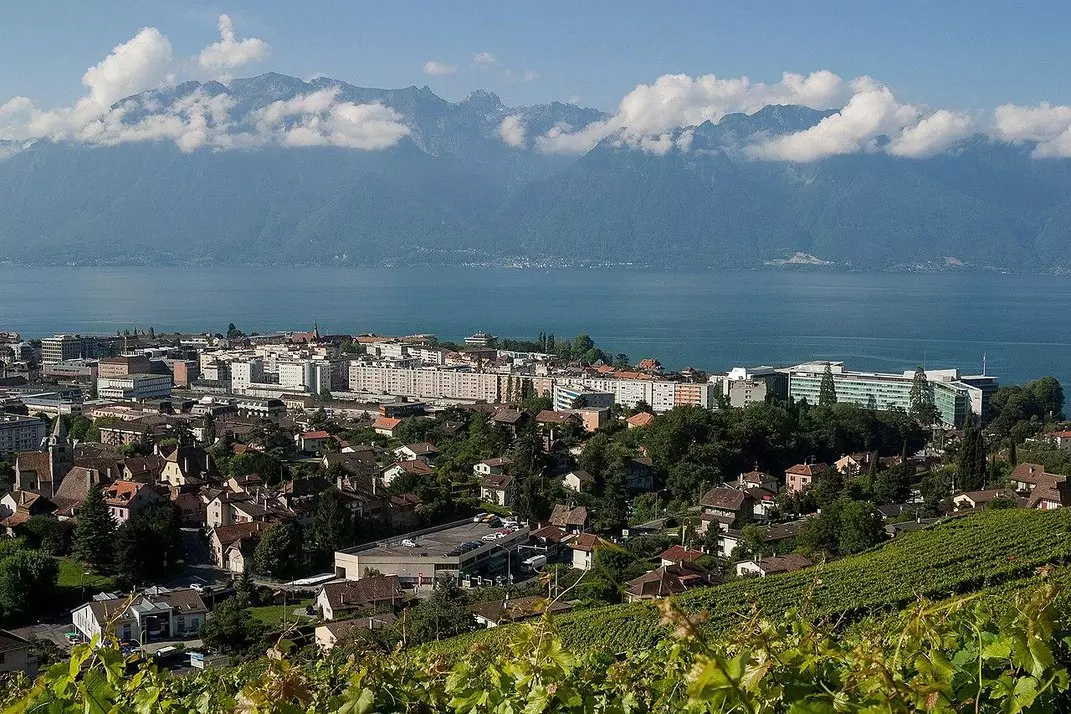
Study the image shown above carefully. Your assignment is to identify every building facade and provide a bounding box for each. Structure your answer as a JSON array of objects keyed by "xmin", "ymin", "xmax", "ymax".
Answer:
[
  {"xmin": 97, "ymin": 373, "xmax": 173, "ymax": 401},
  {"xmin": 41, "ymin": 335, "xmax": 84, "ymax": 364},
  {"xmin": 0, "ymin": 414, "xmax": 46, "ymax": 454}
]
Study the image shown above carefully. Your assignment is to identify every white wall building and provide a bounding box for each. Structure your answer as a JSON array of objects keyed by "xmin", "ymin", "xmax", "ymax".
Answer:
[{"xmin": 96, "ymin": 374, "xmax": 172, "ymax": 401}]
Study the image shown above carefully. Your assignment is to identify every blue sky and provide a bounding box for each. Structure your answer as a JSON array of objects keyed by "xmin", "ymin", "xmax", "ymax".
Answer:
[{"xmin": 2, "ymin": 0, "xmax": 1070, "ymax": 112}]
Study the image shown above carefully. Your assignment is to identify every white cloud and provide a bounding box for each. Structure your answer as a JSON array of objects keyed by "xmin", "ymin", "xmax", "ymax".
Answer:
[
  {"xmin": 473, "ymin": 52, "xmax": 496, "ymax": 67},
  {"xmin": 993, "ymin": 102, "xmax": 1071, "ymax": 157},
  {"xmin": 497, "ymin": 115, "xmax": 526, "ymax": 147},
  {"xmin": 536, "ymin": 70, "xmax": 849, "ymax": 155},
  {"xmin": 197, "ymin": 15, "xmax": 269, "ymax": 75},
  {"xmin": 254, "ymin": 88, "xmax": 410, "ymax": 150},
  {"xmin": 887, "ymin": 109, "xmax": 973, "ymax": 158},
  {"xmin": 423, "ymin": 60, "xmax": 457, "ymax": 77},
  {"xmin": 748, "ymin": 85, "xmax": 974, "ymax": 162},
  {"xmin": 523, "ymin": 70, "xmax": 539, "ymax": 82},
  {"xmin": 82, "ymin": 27, "xmax": 174, "ymax": 107}
]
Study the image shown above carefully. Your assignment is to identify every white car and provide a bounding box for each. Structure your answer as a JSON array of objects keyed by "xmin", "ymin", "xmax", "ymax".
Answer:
[
  {"xmin": 401, "ymin": 539, "xmax": 417, "ymax": 548},
  {"xmin": 473, "ymin": 513, "xmax": 488, "ymax": 523},
  {"xmin": 482, "ymin": 534, "xmax": 498, "ymax": 541}
]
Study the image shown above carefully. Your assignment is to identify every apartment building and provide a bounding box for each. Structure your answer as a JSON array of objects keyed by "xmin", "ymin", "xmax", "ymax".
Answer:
[
  {"xmin": 0, "ymin": 414, "xmax": 46, "ymax": 454},
  {"xmin": 41, "ymin": 334, "xmax": 84, "ymax": 364},
  {"xmin": 97, "ymin": 373, "xmax": 173, "ymax": 401}
]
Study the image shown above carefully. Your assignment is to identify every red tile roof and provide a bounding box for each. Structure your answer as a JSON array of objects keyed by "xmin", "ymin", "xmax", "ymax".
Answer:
[
  {"xmin": 626, "ymin": 412, "xmax": 655, "ymax": 427},
  {"xmin": 785, "ymin": 463, "xmax": 828, "ymax": 477},
  {"xmin": 301, "ymin": 431, "xmax": 332, "ymax": 440},
  {"xmin": 372, "ymin": 417, "xmax": 402, "ymax": 431},
  {"xmin": 658, "ymin": 545, "xmax": 704, "ymax": 563}
]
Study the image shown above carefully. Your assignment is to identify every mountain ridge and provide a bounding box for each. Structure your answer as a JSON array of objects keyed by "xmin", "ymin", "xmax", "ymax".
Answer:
[{"xmin": 1, "ymin": 72, "xmax": 1070, "ymax": 272}]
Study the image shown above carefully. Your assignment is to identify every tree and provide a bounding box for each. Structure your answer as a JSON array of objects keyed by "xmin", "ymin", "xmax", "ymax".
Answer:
[
  {"xmin": 909, "ymin": 366, "xmax": 938, "ymax": 425},
  {"xmin": 73, "ymin": 486, "xmax": 115, "ymax": 568},
  {"xmin": 1029, "ymin": 376, "xmax": 1065, "ymax": 420},
  {"xmin": 114, "ymin": 502, "xmax": 182, "ymax": 586},
  {"xmin": 199, "ymin": 598, "xmax": 261, "ymax": 654},
  {"xmin": 310, "ymin": 488, "xmax": 356, "ymax": 558},
  {"xmin": 22, "ymin": 515, "xmax": 72, "ymax": 556},
  {"xmin": 819, "ymin": 364, "xmax": 837, "ymax": 406},
  {"xmin": 253, "ymin": 523, "xmax": 301, "ymax": 579},
  {"xmin": 957, "ymin": 426, "xmax": 988, "ymax": 491},
  {"xmin": 0, "ymin": 547, "xmax": 59, "ymax": 620},
  {"xmin": 836, "ymin": 500, "xmax": 885, "ymax": 554}
]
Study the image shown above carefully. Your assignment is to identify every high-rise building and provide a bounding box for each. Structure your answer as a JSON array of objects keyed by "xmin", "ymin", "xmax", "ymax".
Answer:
[
  {"xmin": 41, "ymin": 335, "xmax": 84, "ymax": 364},
  {"xmin": 0, "ymin": 414, "xmax": 46, "ymax": 454}
]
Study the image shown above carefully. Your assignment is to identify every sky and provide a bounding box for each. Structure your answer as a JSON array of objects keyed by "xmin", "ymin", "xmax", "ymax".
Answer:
[
  {"xmin": 1, "ymin": 1, "xmax": 1071, "ymax": 159},
  {"xmin": 2, "ymin": 1, "xmax": 1070, "ymax": 112}
]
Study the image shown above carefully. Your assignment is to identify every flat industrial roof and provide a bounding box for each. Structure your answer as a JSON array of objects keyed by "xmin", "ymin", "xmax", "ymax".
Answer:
[{"xmin": 351, "ymin": 520, "xmax": 527, "ymax": 562}]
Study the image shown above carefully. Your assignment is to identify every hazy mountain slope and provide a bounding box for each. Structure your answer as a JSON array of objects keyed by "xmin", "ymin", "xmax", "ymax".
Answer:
[{"xmin": 1, "ymin": 74, "xmax": 1070, "ymax": 270}]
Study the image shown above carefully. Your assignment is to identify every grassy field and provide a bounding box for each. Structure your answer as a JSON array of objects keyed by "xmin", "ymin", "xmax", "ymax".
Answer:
[
  {"xmin": 249, "ymin": 599, "xmax": 314, "ymax": 626},
  {"xmin": 56, "ymin": 557, "xmax": 117, "ymax": 591}
]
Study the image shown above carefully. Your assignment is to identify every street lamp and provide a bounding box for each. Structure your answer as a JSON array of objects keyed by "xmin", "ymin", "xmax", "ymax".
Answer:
[{"xmin": 81, "ymin": 571, "xmax": 90, "ymax": 601}]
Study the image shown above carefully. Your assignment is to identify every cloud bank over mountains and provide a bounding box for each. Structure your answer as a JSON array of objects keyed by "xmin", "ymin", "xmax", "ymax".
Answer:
[{"xmin": 1, "ymin": 18, "xmax": 1070, "ymax": 160}]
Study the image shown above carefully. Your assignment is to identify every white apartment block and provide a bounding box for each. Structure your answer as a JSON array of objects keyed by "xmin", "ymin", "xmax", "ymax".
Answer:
[
  {"xmin": 0, "ymin": 414, "xmax": 46, "ymax": 453},
  {"xmin": 96, "ymin": 373, "xmax": 173, "ymax": 401},
  {"xmin": 230, "ymin": 359, "xmax": 264, "ymax": 393}
]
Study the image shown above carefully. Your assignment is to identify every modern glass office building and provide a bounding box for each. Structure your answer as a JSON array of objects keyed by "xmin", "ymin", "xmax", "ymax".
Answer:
[{"xmin": 783, "ymin": 362, "xmax": 997, "ymax": 427}]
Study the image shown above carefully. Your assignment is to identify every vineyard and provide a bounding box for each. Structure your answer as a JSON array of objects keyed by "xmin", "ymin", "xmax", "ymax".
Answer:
[{"xmin": 427, "ymin": 508, "xmax": 1071, "ymax": 657}]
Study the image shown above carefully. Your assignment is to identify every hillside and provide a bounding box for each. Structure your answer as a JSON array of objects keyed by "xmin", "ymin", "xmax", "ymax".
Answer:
[
  {"xmin": 8, "ymin": 508, "xmax": 1071, "ymax": 712},
  {"xmin": 2, "ymin": 74, "xmax": 1071, "ymax": 270},
  {"xmin": 426, "ymin": 508, "xmax": 1071, "ymax": 657}
]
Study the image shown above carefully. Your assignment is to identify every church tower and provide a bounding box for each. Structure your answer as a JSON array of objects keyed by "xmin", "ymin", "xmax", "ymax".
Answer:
[{"xmin": 45, "ymin": 415, "xmax": 74, "ymax": 495}]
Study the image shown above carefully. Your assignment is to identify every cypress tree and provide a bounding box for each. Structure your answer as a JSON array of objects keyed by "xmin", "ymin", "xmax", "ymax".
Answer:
[
  {"xmin": 909, "ymin": 366, "xmax": 938, "ymax": 425},
  {"xmin": 819, "ymin": 364, "xmax": 838, "ymax": 406},
  {"xmin": 73, "ymin": 486, "xmax": 115, "ymax": 568}
]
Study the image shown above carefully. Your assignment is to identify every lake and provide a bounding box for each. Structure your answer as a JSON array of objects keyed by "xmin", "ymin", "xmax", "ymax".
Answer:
[{"xmin": 1, "ymin": 266, "xmax": 1069, "ymax": 386}]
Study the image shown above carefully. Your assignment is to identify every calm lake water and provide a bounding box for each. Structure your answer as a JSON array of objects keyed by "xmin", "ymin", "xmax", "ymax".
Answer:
[{"xmin": 1, "ymin": 266, "xmax": 1069, "ymax": 386}]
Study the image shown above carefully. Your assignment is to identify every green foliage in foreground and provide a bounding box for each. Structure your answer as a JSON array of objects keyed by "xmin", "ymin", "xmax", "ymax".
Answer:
[
  {"xmin": 429, "ymin": 507, "xmax": 1071, "ymax": 657},
  {"xmin": 6, "ymin": 578, "xmax": 1071, "ymax": 712}
]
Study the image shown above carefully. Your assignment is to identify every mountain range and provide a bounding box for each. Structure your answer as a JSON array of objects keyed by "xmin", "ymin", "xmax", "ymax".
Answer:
[{"xmin": 2, "ymin": 72, "xmax": 1070, "ymax": 271}]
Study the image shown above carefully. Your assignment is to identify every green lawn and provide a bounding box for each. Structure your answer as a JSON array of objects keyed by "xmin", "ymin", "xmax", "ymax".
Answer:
[
  {"xmin": 249, "ymin": 599, "xmax": 313, "ymax": 626},
  {"xmin": 56, "ymin": 557, "xmax": 117, "ymax": 591}
]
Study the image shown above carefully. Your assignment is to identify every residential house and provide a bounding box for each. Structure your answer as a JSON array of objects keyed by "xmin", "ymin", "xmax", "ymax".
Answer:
[
  {"xmin": 1051, "ymin": 430, "xmax": 1071, "ymax": 451},
  {"xmin": 785, "ymin": 462, "xmax": 829, "ymax": 494},
  {"xmin": 372, "ymin": 417, "xmax": 402, "ymax": 437},
  {"xmin": 296, "ymin": 430, "xmax": 333, "ymax": 453},
  {"xmin": 471, "ymin": 595, "xmax": 570, "ymax": 628},
  {"xmin": 315, "ymin": 614, "xmax": 397, "ymax": 649},
  {"xmin": 0, "ymin": 630, "xmax": 37, "ymax": 678},
  {"xmin": 490, "ymin": 408, "xmax": 528, "ymax": 438},
  {"xmin": 479, "ymin": 474, "xmax": 513, "ymax": 507},
  {"xmin": 658, "ymin": 545, "xmax": 704, "ymax": 567},
  {"xmin": 205, "ymin": 492, "xmax": 270, "ymax": 529},
  {"xmin": 316, "ymin": 575, "xmax": 403, "ymax": 621},
  {"xmin": 735, "ymin": 469, "xmax": 779, "ymax": 492},
  {"xmin": 625, "ymin": 563, "xmax": 716, "ymax": 602},
  {"xmin": 735, "ymin": 554, "xmax": 813, "ymax": 577},
  {"xmin": 51, "ymin": 465, "xmax": 111, "ymax": 519},
  {"xmin": 568, "ymin": 533, "xmax": 617, "ymax": 571},
  {"xmin": 626, "ymin": 412, "xmax": 654, "ymax": 429},
  {"xmin": 0, "ymin": 490, "xmax": 56, "ymax": 532},
  {"xmin": 1010, "ymin": 463, "xmax": 1070, "ymax": 509},
  {"xmin": 122, "ymin": 455, "xmax": 166, "ymax": 481},
  {"xmin": 952, "ymin": 488, "xmax": 1020, "ymax": 511},
  {"xmin": 527, "ymin": 525, "xmax": 571, "ymax": 559},
  {"xmin": 835, "ymin": 452, "xmax": 875, "ymax": 477},
  {"xmin": 209, "ymin": 522, "xmax": 268, "ymax": 573},
  {"xmin": 394, "ymin": 442, "xmax": 438, "ymax": 463},
  {"xmin": 159, "ymin": 446, "xmax": 219, "ymax": 487},
  {"xmin": 698, "ymin": 486, "xmax": 753, "ymax": 533},
  {"xmin": 561, "ymin": 470, "xmax": 594, "ymax": 493},
  {"xmin": 549, "ymin": 504, "xmax": 589, "ymax": 534},
  {"xmin": 103, "ymin": 480, "xmax": 164, "ymax": 523},
  {"xmin": 72, "ymin": 587, "xmax": 207, "ymax": 644},
  {"xmin": 474, "ymin": 457, "xmax": 512, "ymax": 477},
  {"xmin": 381, "ymin": 459, "xmax": 433, "ymax": 488}
]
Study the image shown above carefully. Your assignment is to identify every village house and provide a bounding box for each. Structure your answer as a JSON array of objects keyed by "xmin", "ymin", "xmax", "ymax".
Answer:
[
  {"xmin": 381, "ymin": 459, "xmax": 433, "ymax": 488},
  {"xmin": 561, "ymin": 469, "xmax": 594, "ymax": 493},
  {"xmin": 735, "ymin": 554, "xmax": 813, "ymax": 578},
  {"xmin": 372, "ymin": 417, "xmax": 402, "ymax": 437},
  {"xmin": 474, "ymin": 457, "xmax": 512, "ymax": 477},
  {"xmin": 626, "ymin": 412, "xmax": 655, "ymax": 429},
  {"xmin": 316, "ymin": 575, "xmax": 404, "ymax": 621},
  {"xmin": 0, "ymin": 630, "xmax": 37, "ymax": 678},
  {"xmin": 568, "ymin": 533, "xmax": 617, "ymax": 571},
  {"xmin": 1010, "ymin": 463, "xmax": 1070, "ymax": 509},
  {"xmin": 209, "ymin": 522, "xmax": 269, "ymax": 573},
  {"xmin": 315, "ymin": 614, "xmax": 397, "ymax": 649},
  {"xmin": 205, "ymin": 491, "xmax": 270, "ymax": 529},
  {"xmin": 295, "ymin": 430, "xmax": 333, "ymax": 453},
  {"xmin": 952, "ymin": 488, "xmax": 1020, "ymax": 511},
  {"xmin": 72, "ymin": 587, "xmax": 207, "ymax": 644},
  {"xmin": 784, "ymin": 462, "xmax": 829, "ymax": 494},
  {"xmin": 549, "ymin": 504, "xmax": 589, "ymax": 534},
  {"xmin": 479, "ymin": 473, "xmax": 513, "ymax": 507},
  {"xmin": 394, "ymin": 442, "xmax": 438, "ymax": 463},
  {"xmin": 658, "ymin": 545, "xmax": 704, "ymax": 567},
  {"xmin": 103, "ymin": 480, "xmax": 164, "ymax": 523},
  {"xmin": 625, "ymin": 562, "xmax": 716, "ymax": 602},
  {"xmin": 698, "ymin": 486, "xmax": 753, "ymax": 534},
  {"xmin": 159, "ymin": 446, "xmax": 219, "ymax": 487},
  {"xmin": 471, "ymin": 595, "xmax": 570, "ymax": 628}
]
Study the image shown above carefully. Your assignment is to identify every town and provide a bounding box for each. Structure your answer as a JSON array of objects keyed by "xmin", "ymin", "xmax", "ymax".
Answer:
[{"xmin": 0, "ymin": 325, "xmax": 1066, "ymax": 679}]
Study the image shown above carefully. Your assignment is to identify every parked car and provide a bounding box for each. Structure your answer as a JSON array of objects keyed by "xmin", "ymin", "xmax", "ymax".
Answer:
[
  {"xmin": 482, "ymin": 534, "xmax": 499, "ymax": 541},
  {"xmin": 472, "ymin": 513, "xmax": 488, "ymax": 523},
  {"xmin": 401, "ymin": 539, "xmax": 417, "ymax": 548}
]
